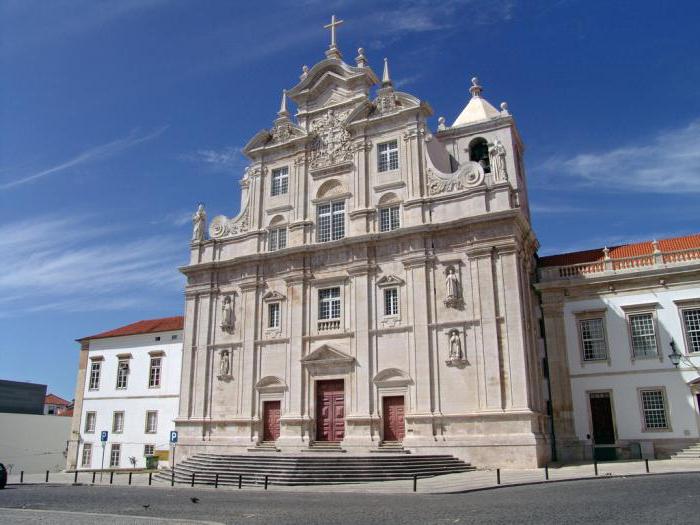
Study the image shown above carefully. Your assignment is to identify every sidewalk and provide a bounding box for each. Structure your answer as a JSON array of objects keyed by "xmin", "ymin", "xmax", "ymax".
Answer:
[{"xmin": 7, "ymin": 459, "xmax": 700, "ymax": 494}]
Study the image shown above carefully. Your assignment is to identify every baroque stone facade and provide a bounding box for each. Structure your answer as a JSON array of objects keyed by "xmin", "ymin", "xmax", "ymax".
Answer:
[{"xmin": 176, "ymin": 24, "xmax": 550, "ymax": 468}]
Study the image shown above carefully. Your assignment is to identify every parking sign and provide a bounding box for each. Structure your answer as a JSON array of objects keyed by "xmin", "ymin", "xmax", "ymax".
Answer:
[
  {"xmin": 169, "ymin": 430, "xmax": 178, "ymax": 444},
  {"xmin": 100, "ymin": 430, "xmax": 108, "ymax": 442}
]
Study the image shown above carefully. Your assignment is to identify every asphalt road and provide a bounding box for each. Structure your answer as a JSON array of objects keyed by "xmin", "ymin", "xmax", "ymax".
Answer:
[{"xmin": 0, "ymin": 473, "xmax": 697, "ymax": 524}]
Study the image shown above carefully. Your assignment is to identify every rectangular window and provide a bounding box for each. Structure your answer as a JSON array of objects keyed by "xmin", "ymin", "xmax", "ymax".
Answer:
[
  {"xmin": 384, "ymin": 288, "xmax": 399, "ymax": 316},
  {"xmin": 379, "ymin": 205, "xmax": 400, "ymax": 232},
  {"xmin": 112, "ymin": 411, "xmax": 124, "ymax": 433},
  {"xmin": 640, "ymin": 389, "xmax": 669, "ymax": 430},
  {"xmin": 144, "ymin": 444, "xmax": 155, "ymax": 457},
  {"xmin": 271, "ymin": 166, "xmax": 289, "ymax": 196},
  {"xmin": 682, "ymin": 308, "xmax": 700, "ymax": 353},
  {"xmin": 629, "ymin": 313, "xmax": 658, "ymax": 359},
  {"xmin": 319, "ymin": 287, "xmax": 341, "ymax": 320},
  {"xmin": 145, "ymin": 411, "xmax": 158, "ymax": 433},
  {"xmin": 269, "ymin": 227, "xmax": 287, "ymax": 251},
  {"xmin": 88, "ymin": 362, "xmax": 101, "ymax": 390},
  {"xmin": 109, "ymin": 444, "xmax": 121, "ymax": 468},
  {"xmin": 149, "ymin": 357, "xmax": 162, "ymax": 388},
  {"xmin": 579, "ymin": 318, "xmax": 608, "ymax": 361},
  {"xmin": 377, "ymin": 140, "xmax": 399, "ymax": 172},
  {"xmin": 317, "ymin": 201, "xmax": 345, "ymax": 242},
  {"xmin": 268, "ymin": 302, "xmax": 281, "ymax": 329},
  {"xmin": 116, "ymin": 359, "xmax": 129, "ymax": 389},
  {"xmin": 85, "ymin": 411, "xmax": 96, "ymax": 433},
  {"xmin": 81, "ymin": 443, "xmax": 92, "ymax": 467}
]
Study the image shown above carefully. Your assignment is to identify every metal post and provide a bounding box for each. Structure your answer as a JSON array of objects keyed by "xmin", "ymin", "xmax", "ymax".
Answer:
[
  {"xmin": 45, "ymin": 470, "xmax": 49, "ymax": 483},
  {"xmin": 110, "ymin": 471, "xmax": 114, "ymax": 484},
  {"xmin": 171, "ymin": 469, "xmax": 174, "ymax": 487},
  {"xmin": 264, "ymin": 475, "xmax": 268, "ymax": 490},
  {"xmin": 191, "ymin": 472, "xmax": 195, "ymax": 487},
  {"xmin": 149, "ymin": 472, "xmax": 152, "ymax": 486},
  {"xmin": 92, "ymin": 471, "xmax": 96, "ymax": 484},
  {"xmin": 413, "ymin": 475, "xmax": 417, "ymax": 492},
  {"xmin": 645, "ymin": 459, "xmax": 649, "ymax": 473},
  {"xmin": 74, "ymin": 471, "xmax": 78, "ymax": 483},
  {"xmin": 545, "ymin": 464, "xmax": 549, "ymax": 480},
  {"xmin": 20, "ymin": 471, "xmax": 24, "ymax": 484},
  {"xmin": 594, "ymin": 460, "xmax": 598, "ymax": 476},
  {"xmin": 496, "ymin": 468, "xmax": 501, "ymax": 485},
  {"xmin": 215, "ymin": 473, "xmax": 219, "ymax": 489},
  {"xmin": 128, "ymin": 472, "xmax": 132, "ymax": 485},
  {"xmin": 238, "ymin": 474, "xmax": 242, "ymax": 489}
]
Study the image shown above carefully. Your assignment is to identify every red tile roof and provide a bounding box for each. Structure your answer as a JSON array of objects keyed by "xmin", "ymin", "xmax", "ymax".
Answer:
[
  {"xmin": 539, "ymin": 233, "xmax": 700, "ymax": 267},
  {"xmin": 79, "ymin": 316, "xmax": 184, "ymax": 341},
  {"xmin": 44, "ymin": 394, "xmax": 70, "ymax": 406}
]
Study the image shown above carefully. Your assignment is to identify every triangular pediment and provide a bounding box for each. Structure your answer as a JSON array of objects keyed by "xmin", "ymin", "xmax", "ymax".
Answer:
[
  {"xmin": 376, "ymin": 275, "xmax": 405, "ymax": 287},
  {"xmin": 301, "ymin": 344, "xmax": 355, "ymax": 364},
  {"xmin": 262, "ymin": 290, "xmax": 286, "ymax": 302}
]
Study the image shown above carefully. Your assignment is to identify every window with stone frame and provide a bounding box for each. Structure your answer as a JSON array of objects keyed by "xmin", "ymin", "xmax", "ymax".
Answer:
[
  {"xmin": 319, "ymin": 287, "xmax": 341, "ymax": 320},
  {"xmin": 681, "ymin": 307, "xmax": 700, "ymax": 354},
  {"xmin": 143, "ymin": 444, "xmax": 155, "ymax": 457},
  {"xmin": 116, "ymin": 359, "xmax": 129, "ymax": 389},
  {"xmin": 84, "ymin": 411, "xmax": 96, "ymax": 433},
  {"xmin": 88, "ymin": 361, "xmax": 101, "ymax": 390},
  {"xmin": 268, "ymin": 302, "xmax": 281, "ymax": 329},
  {"xmin": 112, "ymin": 411, "xmax": 125, "ymax": 433},
  {"xmin": 377, "ymin": 140, "xmax": 399, "ymax": 172},
  {"xmin": 109, "ymin": 443, "xmax": 121, "ymax": 467},
  {"xmin": 384, "ymin": 288, "xmax": 399, "ymax": 317},
  {"xmin": 81, "ymin": 443, "xmax": 92, "ymax": 467},
  {"xmin": 578, "ymin": 317, "xmax": 608, "ymax": 361},
  {"xmin": 270, "ymin": 166, "xmax": 289, "ymax": 196},
  {"xmin": 269, "ymin": 227, "xmax": 287, "ymax": 251},
  {"xmin": 145, "ymin": 410, "xmax": 158, "ymax": 433},
  {"xmin": 148, "ymin": 357, "xmax": 162, "ymax": 388},
  {"xmin": 379, "ymin": 205, "xmax": 400, "ymax": 232},
  {"xmin": 640, "ymin": 389, "xmax": 669, "ymax": 430},
  {"xmin": 317, "ymin": 200, "xmax": 345, "ymax": 242},
  {"xmin": 628, "ymin": 312, "xmax": 659, "ymax": 359}
]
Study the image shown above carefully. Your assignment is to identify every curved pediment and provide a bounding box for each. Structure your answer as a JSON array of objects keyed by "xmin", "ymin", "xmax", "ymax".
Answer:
[
  {"xmin": 373, "ymin": 368, "xmax": 413, "ymax": 387},
  {"xmin": 255, "ymin": 375, "xmax": 287, "ymax": 393}
]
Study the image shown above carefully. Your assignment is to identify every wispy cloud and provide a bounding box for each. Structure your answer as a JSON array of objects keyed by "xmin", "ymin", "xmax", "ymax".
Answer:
[
  {"xmin": 530, "ymin": 203, "xmax": 594, "ymax": 214},
  {"xmin": 0, "ymin": 127, "xmax": 168, "ymax": 190},
  {"xmin": 180, "ymin": 146, "xmax": 245, "ymax": 172},
  {"xmin": 539, "ymin": 119, "xmax": 700, "ymax": 194},
  {"xmin": 0, "ymin": 215, "xmax": 184, "ymax": 317}
]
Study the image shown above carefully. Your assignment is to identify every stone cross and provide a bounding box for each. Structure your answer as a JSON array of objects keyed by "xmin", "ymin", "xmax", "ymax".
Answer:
[{"xmin": 324, "ymin": 15, "xmax": 344, "ymax": 49}]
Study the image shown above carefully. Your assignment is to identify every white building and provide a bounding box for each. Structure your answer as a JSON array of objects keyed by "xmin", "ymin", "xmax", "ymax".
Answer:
[
  {"xmin": 537, "ymin": 234, "xmax": 700, "ymax": 461},
  {"xmin": 66, "ymin": 317, "xmax": 183, "ymax": 470}
]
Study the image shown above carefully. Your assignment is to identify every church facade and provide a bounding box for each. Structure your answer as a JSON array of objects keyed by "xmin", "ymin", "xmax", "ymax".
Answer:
[{"xmin": 176, "ymin": 21, "xmax": 550, "ymax": 468}]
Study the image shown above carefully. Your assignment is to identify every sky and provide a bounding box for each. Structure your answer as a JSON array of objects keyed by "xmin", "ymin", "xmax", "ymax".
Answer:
[{"xmin": 1, "ymin": 0, "xmax": 699, "ymax": 399}]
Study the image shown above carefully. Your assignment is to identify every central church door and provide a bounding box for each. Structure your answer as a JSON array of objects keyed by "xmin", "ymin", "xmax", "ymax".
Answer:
[{"xmin": 316, "ymin": 379, "xmax": 345, "ymax": 442}]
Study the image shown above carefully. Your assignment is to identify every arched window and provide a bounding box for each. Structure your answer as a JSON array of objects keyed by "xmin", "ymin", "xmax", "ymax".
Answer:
[
  {"xmin": 268, "ymin": 215, "xmax": 287, "ymax": 251},
  {"xmin": 469, "ymin": 137, "xmax": 490, "ymax": 173},
  {"xmin": 377, "ymin": 192, "xmax": 401, "ymax": 232}
]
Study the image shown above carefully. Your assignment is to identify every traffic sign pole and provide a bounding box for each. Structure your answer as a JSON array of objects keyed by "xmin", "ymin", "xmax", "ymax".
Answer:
[{"xmin": 100, "ymin": 430, "xmax": 108, "ymax": 482}]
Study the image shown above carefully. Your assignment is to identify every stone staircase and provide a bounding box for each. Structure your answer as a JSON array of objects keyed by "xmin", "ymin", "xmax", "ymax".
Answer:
[
  {"xmin": 157, "ymin": 452, "xmax": 475, "ymax": 486},
  {"xmin": 671, "ymin": 442, "xmax": 700, "ymax": 459}
]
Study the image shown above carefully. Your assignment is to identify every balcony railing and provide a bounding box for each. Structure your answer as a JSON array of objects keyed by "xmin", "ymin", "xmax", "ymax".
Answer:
[
  {"xmin": 539, "ymin": 247, "xmax": 700, "ymax": 282},
  {"xmin": 318, "ymin": 319, "xmax": 341, "ymax": 332}
]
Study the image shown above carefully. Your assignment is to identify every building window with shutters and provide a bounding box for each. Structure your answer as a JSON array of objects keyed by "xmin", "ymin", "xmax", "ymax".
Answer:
[
  {"xmin": 81, "ymin": 443, "xmax": 92, "ymax": 467},
  {"xmin": 109, "ymin": 444, "xmax": 121, "ymax": 467},
  {"xmin": 317, "ymin": 200, "xmax": 345, "ymax": 242},
  {"xmin": 112, "ymin": 411, "xmax": 124, "ymax": 433},
  {"xmin": 318, "ymin": 287, "xmax": 341, "ymax": 331},
  {"xmin": 271, "ymin": 166, "xmax": 289, "ymax": 196},
  {"xmin": 379, "ymin": 205, "xmax": 400, "ymax": 232},
  {"xmin": 576, "ymin": 314, "xmax": 608, "ymax": 362},
  {"xmin": 84, "ymin": 411, "xmax": 96, "ymax": 433},
  {"xmin": 377, "ymin": 140, "xmax": 399, "ymax": 172},
  {"xmin": 681, "ymin": 307, "xmax": 700, "ymax": 354},
  {"xmin": 384, "ymin": 288, "xmax": 399, "ymax": 317},
  {"xmin": 268, "ymin": 302, "xmax": 281, "ymax": 329},
  {"xmin": 88, "ymin": 361, "xmax": 101, "ymax": 390},
  {"xmin": 116, "ymin": 359, "xmax": 129, "ymax": 389},
  {"xmin": 144, "ymin": 444, "xmax": 155, "ymax": 457},
  {"xmin": 639, "ymin": 388, "xmax": 670, "ymax": 431},
  {"xmin": 269, "ymin": 227, "xmax": 287, "ymax": 251},
  {"xmin": 148, "ymin": 357, "xmax": 162, "ymax": 388},
  {"xmin": 145, "ymin": 410, "xmax": 158, "ymax": 433},
  {"xmin": 627, "ymin": 312, "xmax": 659, "ymax": 359}
]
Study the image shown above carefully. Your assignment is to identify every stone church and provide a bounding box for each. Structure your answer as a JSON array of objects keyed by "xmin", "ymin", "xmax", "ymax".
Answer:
[{"xmin": 176, "ymin": 17, "xmax": 550, "ymax": 468}]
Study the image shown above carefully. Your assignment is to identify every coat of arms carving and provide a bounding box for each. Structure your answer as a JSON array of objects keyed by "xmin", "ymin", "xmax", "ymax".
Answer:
[{"xmin": 309, "ymin": 109, "xmax": 353, "ymax": 169}]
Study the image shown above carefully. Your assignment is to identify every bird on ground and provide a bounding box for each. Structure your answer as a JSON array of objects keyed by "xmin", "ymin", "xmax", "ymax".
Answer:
[
  {"xmin": 190, "ymin": 497, "xmax": 200, "ymax": 504},
  {"xmin": 142, "ymin": 504, "xmax": 150, "ymax": 509}
]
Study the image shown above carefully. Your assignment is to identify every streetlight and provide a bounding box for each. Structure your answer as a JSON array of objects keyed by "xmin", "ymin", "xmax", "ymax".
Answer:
[{"xmin": 668, "ymin": 340, "xmax": 682, "ymax": 368}]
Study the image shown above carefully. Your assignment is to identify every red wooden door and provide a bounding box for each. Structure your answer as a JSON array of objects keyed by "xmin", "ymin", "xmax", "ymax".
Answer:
[
  {"xmin": 316, "ymin": 380, "xmax": 345, "ymax": 442},
  {"xmin": 263, "ymin": 401, "xmax": 281, "ymax": 441},
  {"xmin": 383, "ymin": 396, "xmax": 405, "ymax": 441}
]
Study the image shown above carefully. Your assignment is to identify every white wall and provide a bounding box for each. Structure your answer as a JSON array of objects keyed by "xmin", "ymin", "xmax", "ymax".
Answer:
[
  {"xmin": 562, "ymin": 285, "xmax": 700, "ymax": 443},
  {"xmin": 0, "ymin": 413, "xmax": 72, "ymax": 473},
  {"xmin": 74, "ymin": 330, "xmax": 182, "ymax": 470}
]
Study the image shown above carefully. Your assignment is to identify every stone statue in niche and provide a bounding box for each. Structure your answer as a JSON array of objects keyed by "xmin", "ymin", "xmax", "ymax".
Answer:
[
  {"xmin": 446, "ymin": 329, "xmax": 468, "ymax": 368},
  {"xmin": 220, "ymin": 296, "xmax": 234, "ymax": 332},
  {"xmin": 444, "ymin": 267, "xmax": 463, "ymax": 308},
  {"xmin": 192, "ymin": 203, "xmax": 206, "ymax": 242},
  {"xmin": 489, "ymin": 139, "xmax": 508, "ymax": 182},
  {"xmin": 219, "ymin": 349, "xmax": 230, "ymax": 377}
]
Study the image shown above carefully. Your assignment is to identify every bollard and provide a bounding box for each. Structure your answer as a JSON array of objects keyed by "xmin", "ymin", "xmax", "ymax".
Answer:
[
  {"xmin": 92, "ymin": 471, "xmax": 96, "ymax": 484},
  {"xmin": 20, "ymin": 471, "xmax": 24, "ymax": 484},
  {"xmin": 46, "ymin": 470, "xmax": 49, "ymax": 483},
  {"xmin": 215, "ymin": 473, "xmax": 219, "ymax": 489},
  {"xmin": 191, "ymin": 472, "xmax": 195, "ymax": 487},
  {"xmin": 238, "ymin": 474, "xmax": 242, "ymax": 489},
  {"xmin": 594, "ymin": 461, "xmax": 598, "ymax": 476},
  {"xmin": 645, "ymin": 459, "xmax": 649, "ymax": 473},
  {"xmin": 128, "ymin": 472, "xmax": 132, "ymax": 486},
  {"xmin": 413, "ymin": 475, "xmax": 417, "ymax": 492},
  {"xmin": 264, "ymin": 475, "xmax": 268, "ymax": 490},
  {"xmin": 496, "ymin": 468, "xmax": 501, "ymax": 485},
  {"xmin": 545, "ymin": 464, "xmax": 549, "ymax": 481},
  {"xmin": 171, "ymin": 469, "xmax": 174, "ymax": 487},
  {"xmin": 74, "ymin": 471, "xmax": 78, "ymax": 484},
  {"xmin": 110, "ymin": 471, "xmax": 114, "ymax": 485},
  {"xmin": 149, "ymin": 472, "xmax": 152, "ymax": 486}
]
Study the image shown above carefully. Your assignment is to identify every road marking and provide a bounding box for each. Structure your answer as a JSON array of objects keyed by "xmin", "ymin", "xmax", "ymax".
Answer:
[{"xmin": 0, "ymin": 508, "xmax": 224, "ymax": 524}]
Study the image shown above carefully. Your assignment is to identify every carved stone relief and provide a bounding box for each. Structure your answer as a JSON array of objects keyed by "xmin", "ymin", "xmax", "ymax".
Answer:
[
  {"xmin": 218, "ymin": 349, "xmax": 232, "ymax": 380},
  {"xmin": 489, "ymin": 139, "xmax": 508, "ymax": 182},
  {"xmin": 427, "ymin": 161, "xmax": 485, "ymax": 196},
  {"xmin": 309, "ymin": 109, "xmax": 353, "ymax": 169},
  {"xmin": 444, "ymin": 266, "xmax": 463, "ymax": 308},
  {"xmin": 220, "ymin": 295, "xmax": 234, "ymax": 332},
  {"xmin": 445, "ymin": 329, "xmax": 468, "ymax": 368}
]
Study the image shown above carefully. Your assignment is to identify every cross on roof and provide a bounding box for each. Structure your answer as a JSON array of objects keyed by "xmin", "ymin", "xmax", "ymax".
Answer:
[{"xmin": 324, "ymin": 15, "xmax": 343, "ymax": 49}]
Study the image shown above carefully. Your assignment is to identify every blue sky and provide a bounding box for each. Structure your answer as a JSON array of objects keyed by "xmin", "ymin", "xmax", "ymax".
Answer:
[{"xmin": 1, "ymin": 0, "xmax": 699, "ymax": 399}]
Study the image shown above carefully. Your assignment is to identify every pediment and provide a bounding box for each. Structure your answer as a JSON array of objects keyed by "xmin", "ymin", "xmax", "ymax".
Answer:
[
  {"xmin": 262, "ymin": 290, "xmax": 286, "ymax": 302},
  {"xmin": 243, "ymin": 129, "xmax": 272, "ymax": 154},
  {"xmin": 373, "ymin": 368, "xmax": 413, "ymax": 388},
  {"xmin": 301, "ymin": 344, "xmax": 355, "ymax": 365},
  {"xmin": 376, "ymin": 275, "xmax": 405, "ymax": 287},
  {"xmin": 255, "ymin": 375, "xmax": 287, "ymax": 393}
]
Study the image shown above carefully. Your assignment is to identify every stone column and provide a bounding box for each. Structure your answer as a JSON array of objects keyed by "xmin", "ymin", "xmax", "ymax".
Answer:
[{"xmin": 238, "ymin": 280, "xmax": 260, "ymax": 443}]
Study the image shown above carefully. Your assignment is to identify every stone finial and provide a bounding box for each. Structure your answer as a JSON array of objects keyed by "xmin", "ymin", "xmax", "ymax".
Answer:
[
  {"xmin": 382, "ymin": 57, "xmax": 393, "ymax": 87},
  {"xmin": 278, "ymin": 89, "xmax": 289, "ymax": 117},
  {"xmin": 437, "ymin": 116, "xmax": 447, "ymax": 131},
  {"xmin": 300, "ymin": 64, "xmax": 309, "ymax": 80},
  {"xmin": 469, "ymin": 76, "xmax": 483, "ymax": 98},
  {"xmin": 652, "ymin": 239, "xmax": 661, "ymax": 254},
  {"xmin": 603, "ymin": 246, "xmax": 610, "ymax": 260},
  {"xmin": 355, "ymin": 47, "xmax": 367, "ymax": 67},
  {"xmin": 500, "ymin": 102, "xmax": 509, "ymax": 114}
]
